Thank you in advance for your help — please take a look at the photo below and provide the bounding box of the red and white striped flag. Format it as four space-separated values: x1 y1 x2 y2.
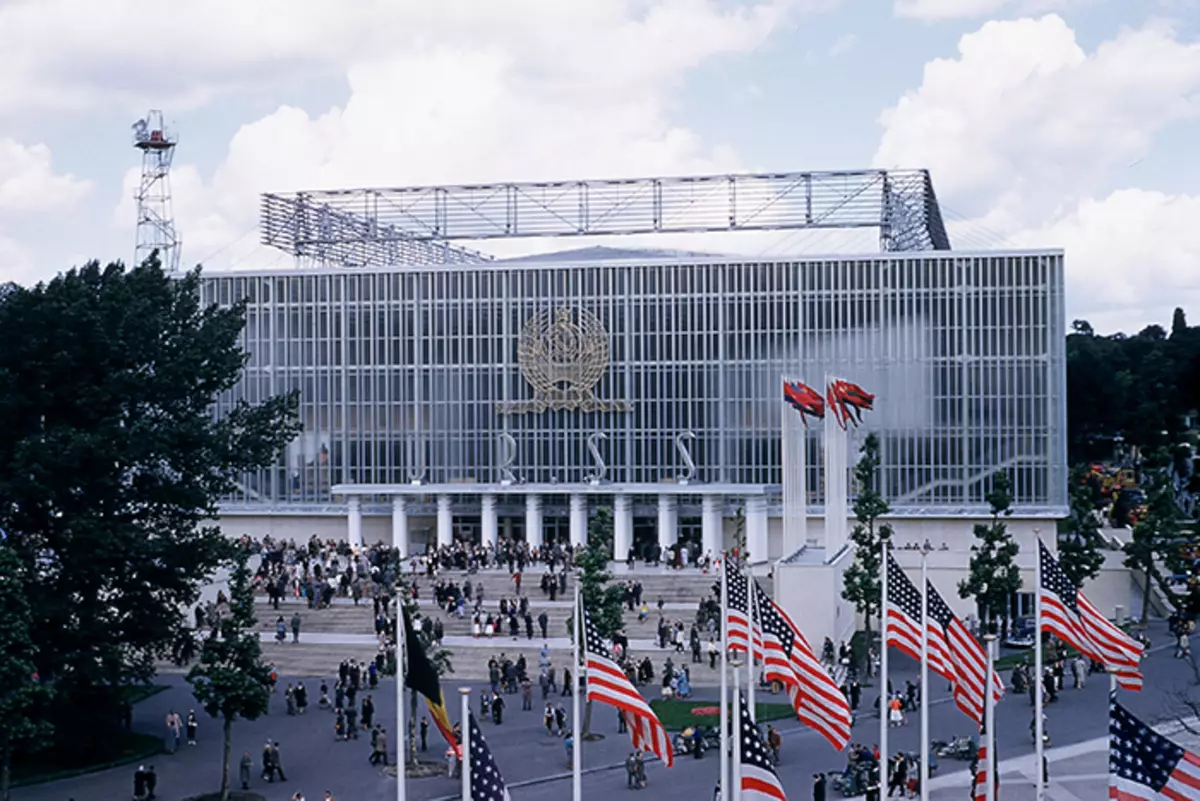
883 554 1003 724
971 738 991 801
725 568 762 661
738 692 788 801
579 598 674 767
1110 696 1200 799
1039 540 1143 691
757 580 852 750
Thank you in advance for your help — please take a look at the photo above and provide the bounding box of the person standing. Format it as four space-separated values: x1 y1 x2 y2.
164 710 182 754
239 751 252 790
290 611 302 643
420 716 429 751
185 710 198 745
812 772 827 801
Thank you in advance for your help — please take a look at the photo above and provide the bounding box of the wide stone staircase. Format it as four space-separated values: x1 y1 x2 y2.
178 566 762 687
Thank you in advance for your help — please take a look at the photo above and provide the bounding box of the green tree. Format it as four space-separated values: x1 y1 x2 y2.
1057 465 1107 587
186 544 271 801
0 256 300 758
0 543 53 801
959 473 1022 639
570 506 626 738
841 433 895 637
1123 450 1182 623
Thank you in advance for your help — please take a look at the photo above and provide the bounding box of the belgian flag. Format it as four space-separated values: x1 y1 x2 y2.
402 606 455 748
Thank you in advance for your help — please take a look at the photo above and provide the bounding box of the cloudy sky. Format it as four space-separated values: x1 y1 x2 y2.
0 0 1197 334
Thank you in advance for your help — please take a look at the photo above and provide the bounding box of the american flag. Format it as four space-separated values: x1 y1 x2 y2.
467 712 511 801
971 736 991 801
1109 697 1200 799
738 692 787 801
579 599 674 767
752 578 852 750
725 569 762 661
885 553 1005 724
1039 540 1144 691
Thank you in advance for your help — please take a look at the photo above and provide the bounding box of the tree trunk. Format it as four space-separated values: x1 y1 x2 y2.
220 716 232 801
2 743 12 801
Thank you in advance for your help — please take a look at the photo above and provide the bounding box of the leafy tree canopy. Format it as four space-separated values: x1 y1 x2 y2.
1057 464 1107 587
0 256 300 753
958 473 1022 635
575 507 626 640
841 433 894 635
1067 307 1200 462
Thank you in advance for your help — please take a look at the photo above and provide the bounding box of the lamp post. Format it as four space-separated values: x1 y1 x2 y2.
919 539 932 801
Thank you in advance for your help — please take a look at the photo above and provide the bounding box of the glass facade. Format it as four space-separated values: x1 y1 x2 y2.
201 250 1067 515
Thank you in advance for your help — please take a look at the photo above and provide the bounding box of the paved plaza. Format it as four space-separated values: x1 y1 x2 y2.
13 620 1198 801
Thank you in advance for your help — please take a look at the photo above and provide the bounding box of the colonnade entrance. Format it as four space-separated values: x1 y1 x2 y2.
338 482 772 562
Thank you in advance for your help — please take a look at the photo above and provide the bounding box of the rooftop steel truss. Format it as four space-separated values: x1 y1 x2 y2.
259 168 951 266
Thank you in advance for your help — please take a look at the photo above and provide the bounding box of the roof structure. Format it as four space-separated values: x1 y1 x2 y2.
259 168 952 267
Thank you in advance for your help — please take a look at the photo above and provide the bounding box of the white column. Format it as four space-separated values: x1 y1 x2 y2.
480 493 499 550
701 495 721 560
569 493 588 548
391 496 409 557
657 494 678 552
436 494 453 547
525 494 543 549
613 494 633 560
746 495 768 565
347 496 363 551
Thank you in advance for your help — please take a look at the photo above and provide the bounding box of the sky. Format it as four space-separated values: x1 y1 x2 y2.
0 0 1198 335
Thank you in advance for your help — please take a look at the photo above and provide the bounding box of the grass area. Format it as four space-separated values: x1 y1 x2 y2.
12 731 164 787
649 699 794 731
119 683 170 704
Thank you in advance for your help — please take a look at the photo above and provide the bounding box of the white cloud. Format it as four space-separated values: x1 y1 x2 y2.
0 233 39 285
103 1 820 269
0 139 90 213
873 14 1200 332
1012 189 1200 331
0 0 808 118
894 0 1010 21
893 0 1096 21
828 33 859 56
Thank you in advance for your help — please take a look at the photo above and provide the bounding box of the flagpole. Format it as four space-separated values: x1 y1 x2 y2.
879 537 889 781
732 659 744 800
720 554 730 801
397 603 407 801
572 575 582 801
985 634 996 801
747 569 757 724
458 688 471 801
919 543 931 801
1034 530 1044 801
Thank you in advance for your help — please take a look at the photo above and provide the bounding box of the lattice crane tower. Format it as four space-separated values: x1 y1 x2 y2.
131 110 181 272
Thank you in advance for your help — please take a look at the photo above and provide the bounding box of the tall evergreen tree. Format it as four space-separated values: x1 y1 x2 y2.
1057 465 1107 587
186 544 271 801
841 433 895 637
0 543 53 801
571 506 625 738
958 473 1022 638
0 256 300 756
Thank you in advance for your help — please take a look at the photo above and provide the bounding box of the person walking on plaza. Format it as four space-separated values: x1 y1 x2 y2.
420 716 429 751
291 611 302 643
812 772 827 801
164 710 181 754
185 710 198 745
270 741 287 781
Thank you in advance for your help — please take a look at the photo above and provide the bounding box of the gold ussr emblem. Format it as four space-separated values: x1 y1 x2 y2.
497 307 630 415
